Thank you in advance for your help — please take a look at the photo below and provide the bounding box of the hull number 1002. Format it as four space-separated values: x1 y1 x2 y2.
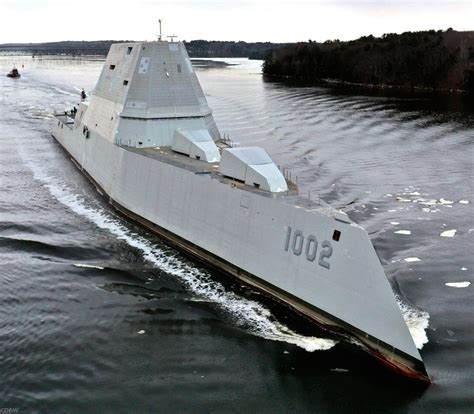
284 226 333 269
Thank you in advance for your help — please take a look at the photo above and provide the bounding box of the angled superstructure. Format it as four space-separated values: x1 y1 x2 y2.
172 129 220 162
79 41 218 149
51 40 430 383
220 147 288 192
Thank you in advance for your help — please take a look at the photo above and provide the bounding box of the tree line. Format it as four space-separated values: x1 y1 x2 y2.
0 40 288 59
183 40 289 59
0 41 121 56
263 29 474 93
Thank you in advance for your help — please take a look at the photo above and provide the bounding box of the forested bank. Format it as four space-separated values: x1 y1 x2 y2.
263 30 474 93
0 40 288 59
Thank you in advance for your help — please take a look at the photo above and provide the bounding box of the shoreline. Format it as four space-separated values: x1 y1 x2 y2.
263 74 471 95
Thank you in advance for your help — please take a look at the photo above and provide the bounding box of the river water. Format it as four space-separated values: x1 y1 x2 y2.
0 56 473 413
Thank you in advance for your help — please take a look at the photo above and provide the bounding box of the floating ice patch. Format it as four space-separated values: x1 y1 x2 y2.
439 198 454 205
21 151 337 353
459 200 469 205
73 263 104 270
440 229 456 238
396 197 411 203
390 222 400 225
404 257 421 263
422 207 440 213
394 230 411 235
397 296 430 349
445 282 471 288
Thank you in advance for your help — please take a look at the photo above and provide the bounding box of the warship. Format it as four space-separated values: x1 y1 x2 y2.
51 39 430 383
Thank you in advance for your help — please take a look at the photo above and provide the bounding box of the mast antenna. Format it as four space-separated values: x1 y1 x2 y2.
158 19 162 41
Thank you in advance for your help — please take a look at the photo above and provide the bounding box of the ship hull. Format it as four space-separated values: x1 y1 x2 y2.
50 120 429 383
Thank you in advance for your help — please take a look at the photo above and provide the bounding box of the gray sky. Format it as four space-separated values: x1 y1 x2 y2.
0 0 472 43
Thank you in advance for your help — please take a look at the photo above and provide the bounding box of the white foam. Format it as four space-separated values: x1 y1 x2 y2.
404 257 421 263
137 330 146 334
73 263 104 270
53 86 77 97
23 153 337 353
461 267 467 271
459 200 469 205
394 230 411 235
330 368 349 373
440 229 456 238
390 222 400 225
445 282 471 288
396 297 430 349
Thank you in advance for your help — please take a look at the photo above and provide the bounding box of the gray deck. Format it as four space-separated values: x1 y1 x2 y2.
124 145 342 218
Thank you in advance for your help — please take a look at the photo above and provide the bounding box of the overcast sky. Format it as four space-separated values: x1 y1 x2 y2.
0 0 472 44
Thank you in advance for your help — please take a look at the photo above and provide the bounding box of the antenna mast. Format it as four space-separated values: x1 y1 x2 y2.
158 19 162 41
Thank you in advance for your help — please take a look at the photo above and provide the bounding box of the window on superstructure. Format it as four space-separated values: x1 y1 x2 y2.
127 47 133 55
123 80 129 85
109 65 116 70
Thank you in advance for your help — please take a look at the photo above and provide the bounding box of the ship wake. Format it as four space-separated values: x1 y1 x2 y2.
22 151 337 352
396 296 430 350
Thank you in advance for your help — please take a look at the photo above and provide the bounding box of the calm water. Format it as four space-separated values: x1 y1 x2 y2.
0 56 473 413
